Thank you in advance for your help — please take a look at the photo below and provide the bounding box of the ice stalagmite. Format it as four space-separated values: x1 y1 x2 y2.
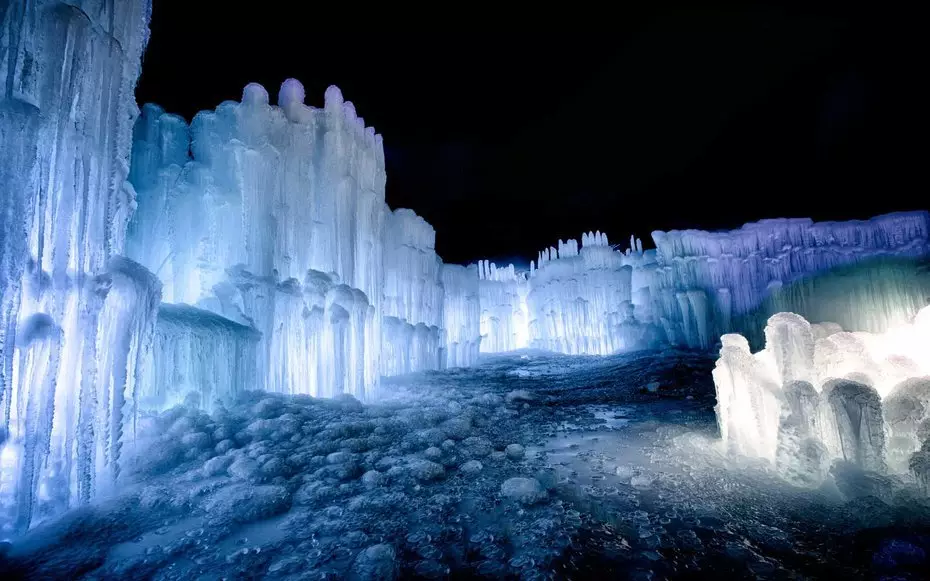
0 0 154 532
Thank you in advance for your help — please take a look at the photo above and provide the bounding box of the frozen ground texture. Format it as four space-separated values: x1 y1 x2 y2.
4 351 930 579
715 307 930 488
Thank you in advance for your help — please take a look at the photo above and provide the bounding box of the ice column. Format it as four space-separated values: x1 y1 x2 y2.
0 0 154 533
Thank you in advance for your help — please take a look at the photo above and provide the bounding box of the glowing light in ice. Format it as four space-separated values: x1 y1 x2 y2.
714 307 930 486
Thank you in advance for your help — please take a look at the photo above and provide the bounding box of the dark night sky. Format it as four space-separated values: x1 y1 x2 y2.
136 4 926 266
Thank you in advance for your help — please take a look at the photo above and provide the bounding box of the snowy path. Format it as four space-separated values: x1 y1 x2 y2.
3 350 930 579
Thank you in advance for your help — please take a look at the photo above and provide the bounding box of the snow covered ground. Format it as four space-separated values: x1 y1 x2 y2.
2 350 929 579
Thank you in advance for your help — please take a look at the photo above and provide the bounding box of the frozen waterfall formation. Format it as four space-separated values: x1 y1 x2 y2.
0 0 155 533
714 309 930 492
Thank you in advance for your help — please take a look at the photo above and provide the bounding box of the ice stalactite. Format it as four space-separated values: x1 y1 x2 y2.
714 307 930 492
140 304 260 412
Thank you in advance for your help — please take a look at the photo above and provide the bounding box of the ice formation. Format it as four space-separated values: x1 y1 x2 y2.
526 232 661 354
654 212 930 349
471 233 663 356
381 209 444 376
477 261 529 353
3 0 930 542
140 304 260 412
441 264 481 368
126 84 390 399
714 308 930 487
0 0 154 533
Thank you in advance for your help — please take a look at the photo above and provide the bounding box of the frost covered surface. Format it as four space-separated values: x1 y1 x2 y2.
6 350 930 579
714 307 930 487
653 212 930 349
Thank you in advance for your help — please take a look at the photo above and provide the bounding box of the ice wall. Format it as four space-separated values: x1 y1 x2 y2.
714 309 930 488
441 264 481 368
0 0 153 533
381 209 444 376
737 257 930 348
140 304 260 412
653 212 930 350
473 232 661 356
127 80 387 399
477 261 529 353
526 232 661 354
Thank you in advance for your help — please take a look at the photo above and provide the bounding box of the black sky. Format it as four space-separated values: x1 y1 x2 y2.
136 3 926 266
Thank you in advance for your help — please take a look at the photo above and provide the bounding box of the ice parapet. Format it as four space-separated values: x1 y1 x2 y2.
0 0 153 533
713 307 930 488
653 212 930 349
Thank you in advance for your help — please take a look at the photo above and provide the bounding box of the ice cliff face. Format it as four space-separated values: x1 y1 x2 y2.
0 0 154 533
